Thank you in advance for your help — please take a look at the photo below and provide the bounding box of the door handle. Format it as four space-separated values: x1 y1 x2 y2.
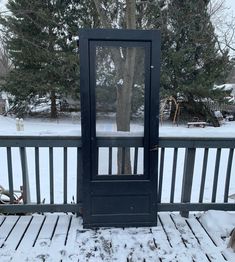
150 145 159 151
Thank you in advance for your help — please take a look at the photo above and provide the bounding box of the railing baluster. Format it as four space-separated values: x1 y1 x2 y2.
158 147 165 203
224 148 234 202
199 148 208 203
134 147 138 175
77 148 83 215
6 147 14 204
63 147 68 204
181 148 196 217
211 148 221 203
170 148 178 203
35 147 41 204
108 147 112 175
121 147 125 174
49 147 54 204
20 147 30 204
96 147 99 175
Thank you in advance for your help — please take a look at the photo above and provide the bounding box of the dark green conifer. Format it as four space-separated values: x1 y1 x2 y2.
0 0 79 117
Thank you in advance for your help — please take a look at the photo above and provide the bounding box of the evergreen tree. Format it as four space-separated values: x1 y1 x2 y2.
0 0 232 122
0 0 79 117
160 0 232 123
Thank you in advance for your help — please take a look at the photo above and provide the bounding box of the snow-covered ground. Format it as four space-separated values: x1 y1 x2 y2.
0 115 235 259
1 114 235 137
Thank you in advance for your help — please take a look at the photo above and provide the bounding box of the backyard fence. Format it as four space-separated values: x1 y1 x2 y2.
0 136 235 216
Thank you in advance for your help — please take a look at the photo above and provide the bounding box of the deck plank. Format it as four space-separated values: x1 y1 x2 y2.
48 214 72 261
17 215 60 262
17 215 45 250
0 213 233 261
0 216 5 226
198 214 235 261
63 215 83 261
65 216 113 262
34 214 58 248
171 214 209 261
151 217 173 260
0 216 32 261
2 216 31 249
10 215 46 262
159 213 194 261
0 216 19 247
110 227 161 262
187 215 226 261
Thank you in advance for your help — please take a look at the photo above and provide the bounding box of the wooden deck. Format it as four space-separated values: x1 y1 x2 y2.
0 213 234 262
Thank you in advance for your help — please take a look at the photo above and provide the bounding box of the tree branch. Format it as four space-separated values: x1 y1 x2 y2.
92 0 112 28
92 0 125 72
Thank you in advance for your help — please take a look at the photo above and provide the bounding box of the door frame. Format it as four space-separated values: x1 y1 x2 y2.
79 29 160 227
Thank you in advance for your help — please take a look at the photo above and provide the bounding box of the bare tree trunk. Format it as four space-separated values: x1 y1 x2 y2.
50 90 57 118
116 0 136 174
126 0 137 30
93 0 137 175
117 47 136 174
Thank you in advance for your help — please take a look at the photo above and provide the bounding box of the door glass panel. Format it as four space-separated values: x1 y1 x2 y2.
95 45 145 175
96 46 145 135
97 147 144 175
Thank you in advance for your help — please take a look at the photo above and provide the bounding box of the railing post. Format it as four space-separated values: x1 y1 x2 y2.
20 147 31 204
180 147 196 217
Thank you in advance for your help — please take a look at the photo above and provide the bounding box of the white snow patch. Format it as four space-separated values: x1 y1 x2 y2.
200 210 235 238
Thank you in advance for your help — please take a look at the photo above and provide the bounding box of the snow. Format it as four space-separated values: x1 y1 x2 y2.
0 115 235 259
160 121 235 138
214 83 235 92
200 210 235 238
2 114 235 137
0 0 7 12
0 115 82 136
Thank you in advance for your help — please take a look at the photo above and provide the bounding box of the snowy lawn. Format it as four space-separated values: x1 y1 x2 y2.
1 115 235 137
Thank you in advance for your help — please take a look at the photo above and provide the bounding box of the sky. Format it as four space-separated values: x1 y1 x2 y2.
0 0 6 10
226 0 235 12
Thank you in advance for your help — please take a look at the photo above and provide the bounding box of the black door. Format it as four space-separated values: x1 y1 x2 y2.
79 29 160 228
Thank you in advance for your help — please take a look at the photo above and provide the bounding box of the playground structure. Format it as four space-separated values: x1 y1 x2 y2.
160 96 180 125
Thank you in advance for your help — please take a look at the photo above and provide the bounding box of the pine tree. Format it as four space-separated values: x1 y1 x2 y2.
0 0 79 117
160 0 232 123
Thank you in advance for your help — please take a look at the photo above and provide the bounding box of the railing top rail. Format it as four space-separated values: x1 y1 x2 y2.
0 136 82 147
159 137 235 148
0 135 234 148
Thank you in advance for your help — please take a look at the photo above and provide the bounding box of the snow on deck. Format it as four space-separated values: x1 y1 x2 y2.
0 212 234 262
